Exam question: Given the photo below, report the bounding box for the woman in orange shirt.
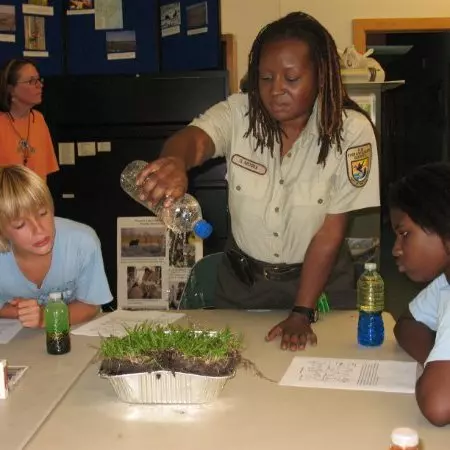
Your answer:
[0,59,59,181]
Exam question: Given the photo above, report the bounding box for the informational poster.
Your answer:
[117,217,202,310]
[160,2,180,38]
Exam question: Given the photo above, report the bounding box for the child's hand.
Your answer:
[10,299,43,328]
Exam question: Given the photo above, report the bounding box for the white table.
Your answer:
[25,310,450,450]
[0,327,98,450]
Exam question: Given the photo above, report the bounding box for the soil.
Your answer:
[99,349,241,377]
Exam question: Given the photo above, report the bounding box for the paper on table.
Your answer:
[0,319,22,344]
[279,357,417,394]
[71,309,185,337]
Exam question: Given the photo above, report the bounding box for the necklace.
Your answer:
[7,112,36,166]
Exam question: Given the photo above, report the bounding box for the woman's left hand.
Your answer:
[266,313,317,350]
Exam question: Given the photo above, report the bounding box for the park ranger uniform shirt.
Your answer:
[190,93,380,264]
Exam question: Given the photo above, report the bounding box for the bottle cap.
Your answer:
[193,220,213,239]
[364,262,377,271]
[391,427,419,447]
[48,292,62,301]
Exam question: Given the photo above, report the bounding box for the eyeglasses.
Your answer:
[16,77,44,86]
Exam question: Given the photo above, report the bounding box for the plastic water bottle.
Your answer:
[45,292,71,355]
[120,160,213,239]
[357,262,385,347]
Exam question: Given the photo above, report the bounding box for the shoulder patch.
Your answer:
[346,143,372,188]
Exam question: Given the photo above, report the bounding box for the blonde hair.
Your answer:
[0,165,54,252]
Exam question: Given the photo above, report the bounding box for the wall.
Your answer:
[221,0,450,82]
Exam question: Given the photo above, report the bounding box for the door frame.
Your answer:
[353,18,450,52]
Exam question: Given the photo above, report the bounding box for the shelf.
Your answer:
[344,80,405,91]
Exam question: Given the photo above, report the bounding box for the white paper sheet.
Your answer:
[58,142,75,165]
[71,309,185,337]
[95,0,123,30]
[279,357,417,394]
[0,319,22,344]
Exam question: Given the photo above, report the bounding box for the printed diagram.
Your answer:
[297,360,358,384]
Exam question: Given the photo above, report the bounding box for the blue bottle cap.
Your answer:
[193,220,213,239]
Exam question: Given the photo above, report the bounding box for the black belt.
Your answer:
[226,248,302,285]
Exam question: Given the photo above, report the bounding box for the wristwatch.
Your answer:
[291,306,319,323]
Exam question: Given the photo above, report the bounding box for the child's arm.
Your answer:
[416,361,450,427]
[394,308,436,365]
[0,303,19,319]
[67,301,100,325]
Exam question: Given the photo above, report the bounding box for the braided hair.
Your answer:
[389,162,450,244]
[245,11,371,165]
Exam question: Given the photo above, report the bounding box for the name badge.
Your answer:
[231,154,267,175]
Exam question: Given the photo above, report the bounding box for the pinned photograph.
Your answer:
[169,281,186,309]
[28,0,50,5]
[106,30,136,60]
[127,265,163,301]
[24,15,46,51]
[68,0,93,9]
[186,1,208,36]
[0,5,15,39]
[169,230,196,268]
[23,0,54,16]
[121,225,166,258]
[160,2,180,38]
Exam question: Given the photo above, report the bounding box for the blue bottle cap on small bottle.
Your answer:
[193,220,213,239]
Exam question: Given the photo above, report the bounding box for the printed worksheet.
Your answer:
[71,309,185,337]
[0,319,22,344]
[279,357,417,394]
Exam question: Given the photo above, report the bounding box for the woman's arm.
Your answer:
[293,212,348,308]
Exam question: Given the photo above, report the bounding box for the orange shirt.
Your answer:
[0,110,59,180]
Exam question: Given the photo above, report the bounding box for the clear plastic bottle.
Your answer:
[45,292,71,355]
[120,160,213,239]
[357,262,385,347]
[389,427,420,450]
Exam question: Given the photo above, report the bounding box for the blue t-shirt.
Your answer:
[409,274,450,365]
[0,217,113,308]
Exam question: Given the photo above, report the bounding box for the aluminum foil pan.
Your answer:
[100,370,233,404]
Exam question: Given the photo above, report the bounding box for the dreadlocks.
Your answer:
[389,162,450,244]
[244,11,370,165]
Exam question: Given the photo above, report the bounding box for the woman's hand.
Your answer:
[10,299,43,328]
[266,313,317,350]
[136,156,189,208]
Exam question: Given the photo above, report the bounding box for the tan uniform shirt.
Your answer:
[190,94,380,264]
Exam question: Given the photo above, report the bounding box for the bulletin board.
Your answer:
[66,0,159,75]
[0,0,63,75]
[159,0,221,72]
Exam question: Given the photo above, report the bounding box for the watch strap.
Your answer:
[291,306,318,323]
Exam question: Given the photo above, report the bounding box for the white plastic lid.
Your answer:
[391,427,419,447]
[48,292,62,301]
[364,262,377,271]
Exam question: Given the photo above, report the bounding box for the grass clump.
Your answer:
[98,323,243,377]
